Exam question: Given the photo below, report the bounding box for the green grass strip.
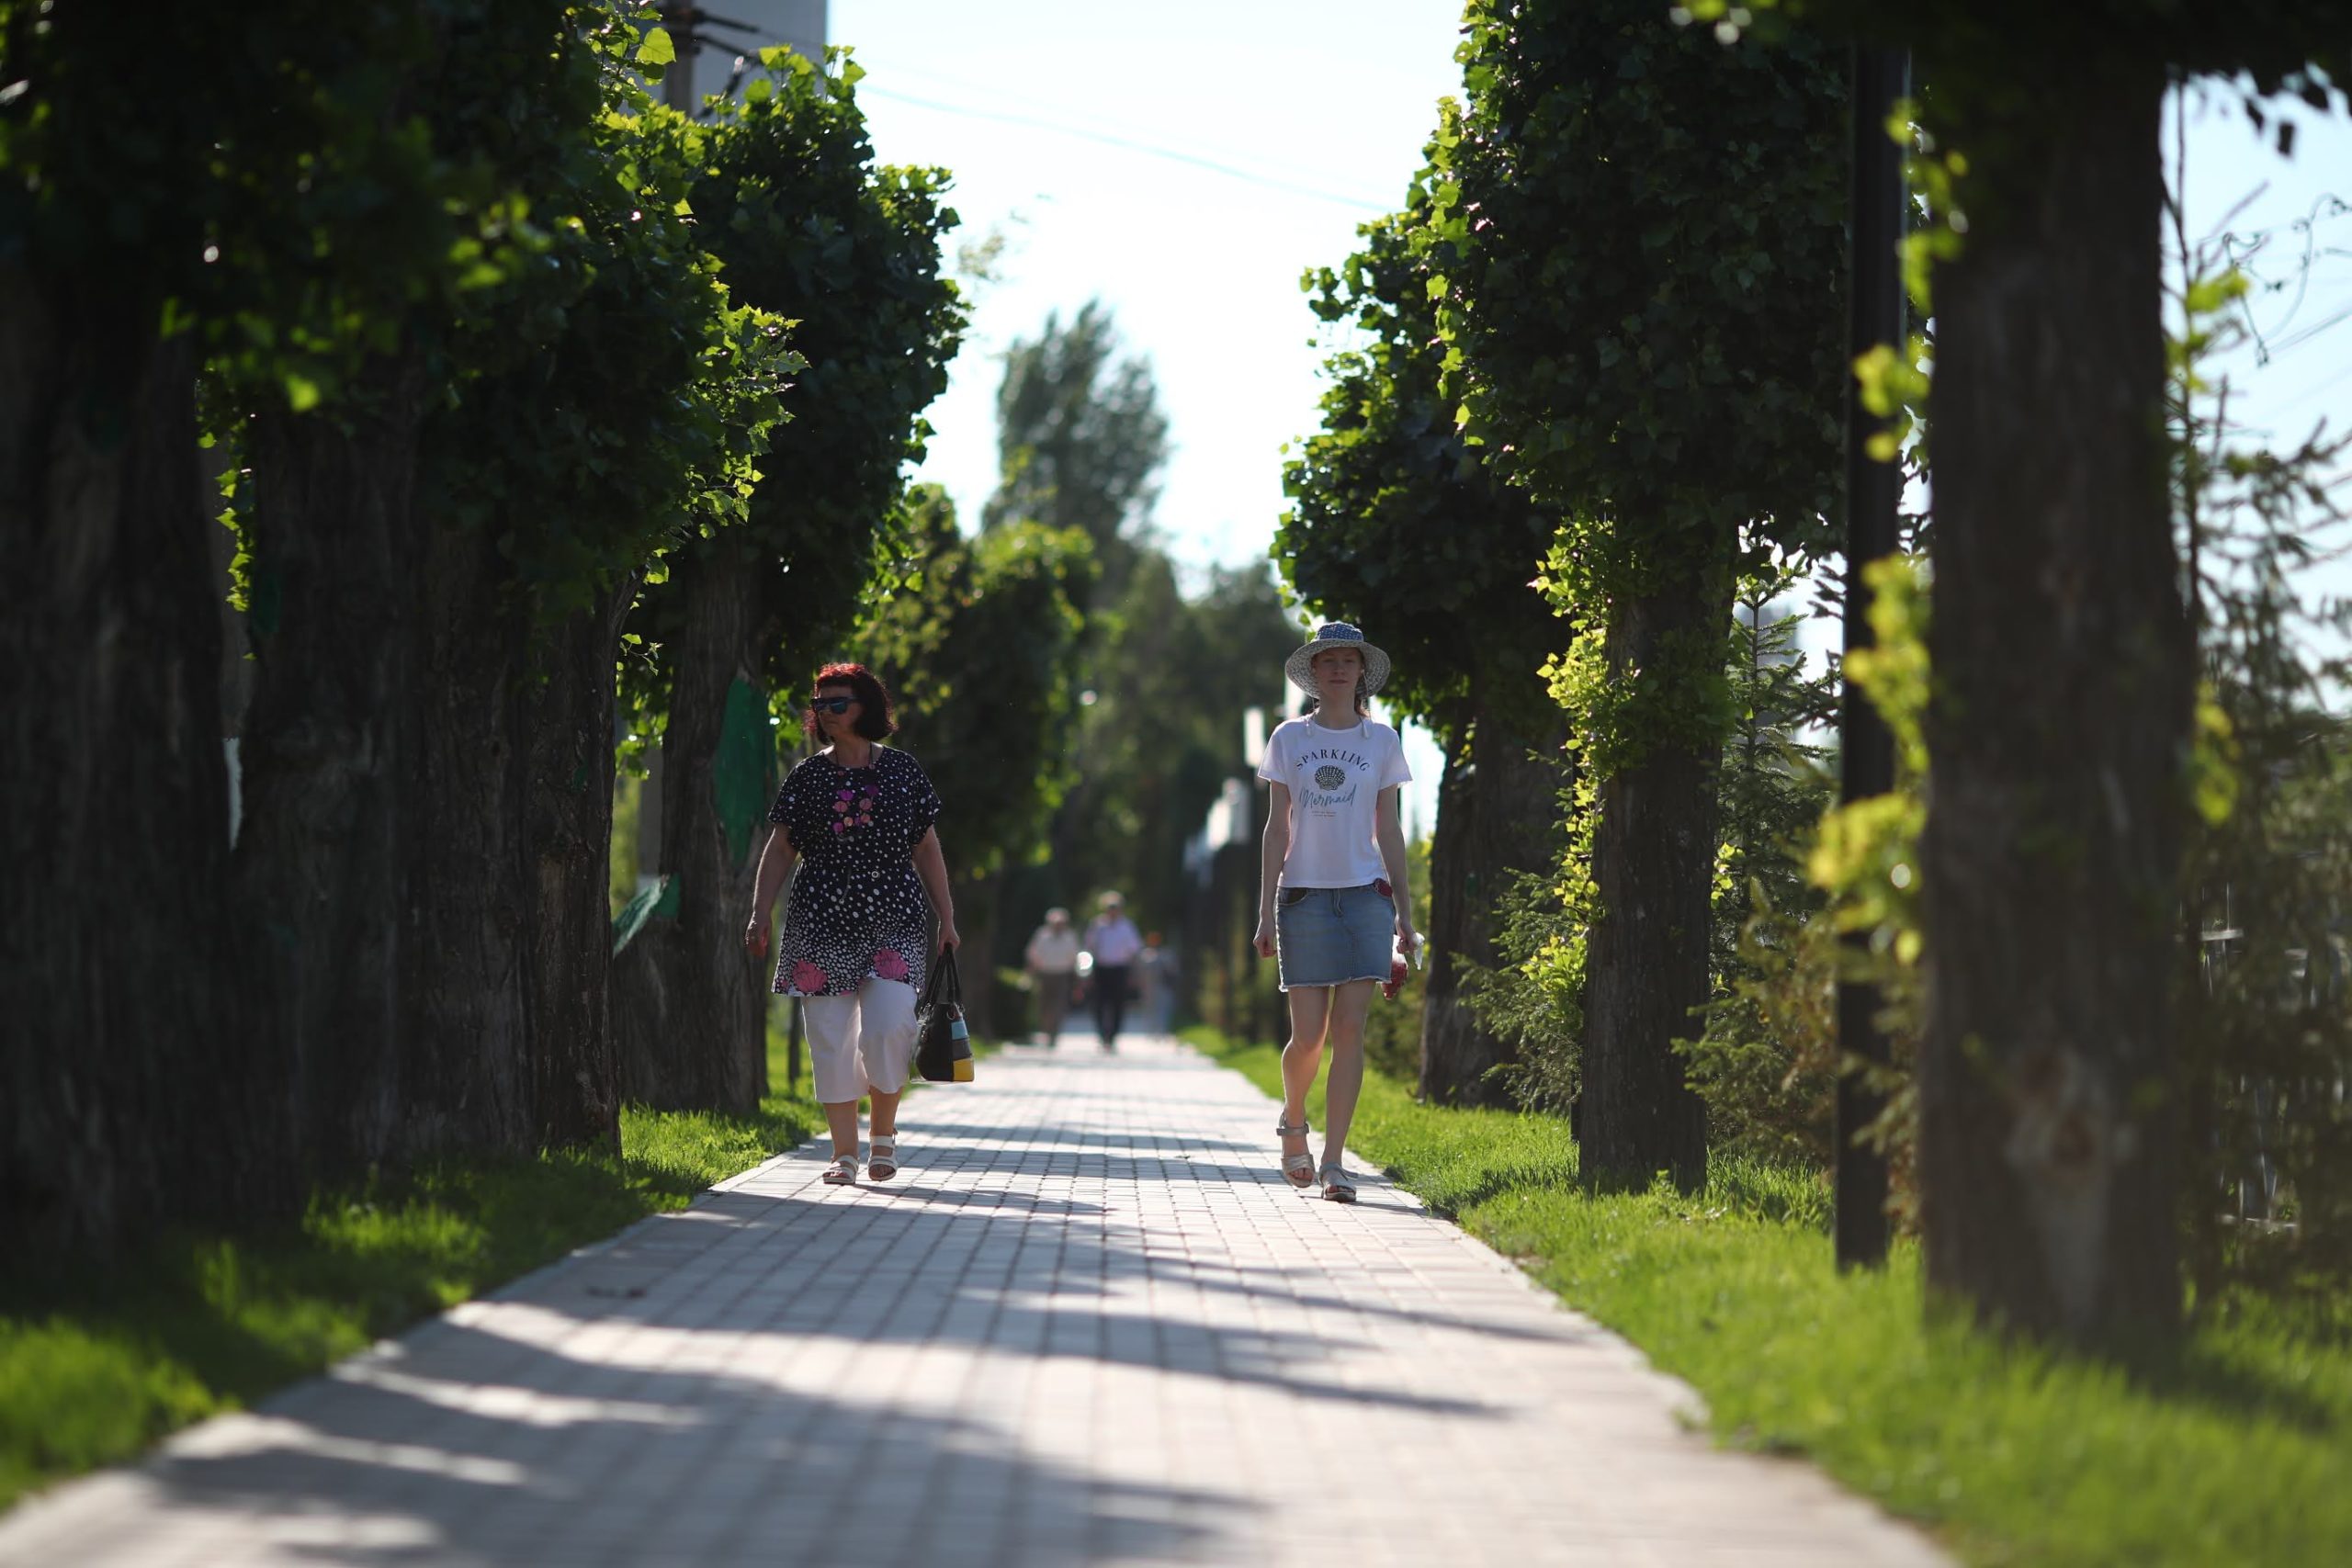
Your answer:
[1185,1026,2352,1568]
[1,1026,828,1514]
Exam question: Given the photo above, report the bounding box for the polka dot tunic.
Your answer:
[768,745,943,998]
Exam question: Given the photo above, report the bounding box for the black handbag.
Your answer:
[913,948,974,1083]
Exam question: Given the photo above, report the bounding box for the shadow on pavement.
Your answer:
[112,1167,1563,1564]
[131,1330,1236,1565]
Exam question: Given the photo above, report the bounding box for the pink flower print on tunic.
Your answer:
[871,948,910,983]
[790,960,829,996]
[831,780,880,834]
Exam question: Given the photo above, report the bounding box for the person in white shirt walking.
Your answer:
[1023,907,1081,1047]
[1253,622,1419,1202]
[1082,891,1145,1050]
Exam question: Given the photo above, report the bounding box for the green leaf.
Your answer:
[639,27,676,67]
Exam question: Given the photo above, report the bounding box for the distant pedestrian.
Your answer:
[1254,622,1417,1203]
[745,662,959,1187]
[1136,931,1176,1034]
[1023,907,1080,1047]
[1082,891,1144,1050]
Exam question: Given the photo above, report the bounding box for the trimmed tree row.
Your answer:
[1280,0,2350,1350]
[2,7,962,1252]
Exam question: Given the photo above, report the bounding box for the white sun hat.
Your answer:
[1283,621,1392,695]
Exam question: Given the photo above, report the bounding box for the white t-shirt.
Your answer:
[1025,926,1080,975]
[1257,714,1412,887]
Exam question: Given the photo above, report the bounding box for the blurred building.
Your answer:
[662,1,828,108]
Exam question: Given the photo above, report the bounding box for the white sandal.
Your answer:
[866,1134,899,1182]
[1275,1118,1315,1188]
[820,1154,859,1185]
[1318,1160,1358,1204]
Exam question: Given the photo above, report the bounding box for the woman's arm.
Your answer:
[743,826,799,954]
[911,827,961,951]
[1375,785,1418,957]
[1252,783,1291,958]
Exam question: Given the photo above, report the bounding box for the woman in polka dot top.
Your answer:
[744,662,959,1186]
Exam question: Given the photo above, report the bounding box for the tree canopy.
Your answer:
[863,486,1096,886]
[983,299,1169,604]
[617,45,966,726]
[1435,0,1849,594]
[1280,186,1556,746]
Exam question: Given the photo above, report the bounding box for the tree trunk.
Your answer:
[1419,729,1478,1100]
[395,515,534,1162]
[236,360,424,1183]
[525,588,630,1151]
[1918,62,2188,1345]
[1419,689,1566,1106]
[1578,564,1725,1191]
[0,290,290,1251]
[614,543,771,1112]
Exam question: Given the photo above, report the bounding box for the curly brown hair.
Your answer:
[804,662,897,742]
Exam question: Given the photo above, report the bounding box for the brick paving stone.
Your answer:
[0,1035,1950,1566]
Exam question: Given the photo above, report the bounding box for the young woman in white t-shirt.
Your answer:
[1252,622,1419,1201]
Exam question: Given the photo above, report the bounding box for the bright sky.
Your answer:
[828,0,1463,580]
[2175,83,2352,475]
[794,9,2351,829]
[2174,84,2352,704]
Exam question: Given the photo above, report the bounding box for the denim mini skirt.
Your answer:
[1274,881,1394,991]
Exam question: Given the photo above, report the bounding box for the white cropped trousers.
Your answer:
[799,977,918,1103]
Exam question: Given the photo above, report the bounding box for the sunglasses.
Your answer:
[810,696,860,715]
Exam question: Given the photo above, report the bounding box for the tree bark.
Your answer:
[0,288,291,1251]
[1419,689,1566,1107]
[1918,62,2188,1345]
[235,361,424,1184]
[614,543,771,1112]
[397,512,628,1156]
[1419,729,1475,1100]
[525,589,630,1151]
[1578,565,1725,1191]
[395,514,534,1162]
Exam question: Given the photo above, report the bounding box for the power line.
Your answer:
[852,85,1396,214]
[2270,350,2352,421]
[675,19,1399,214]
[2268,297,2352,358]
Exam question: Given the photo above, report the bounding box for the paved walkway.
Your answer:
[0,1037,1946,1567]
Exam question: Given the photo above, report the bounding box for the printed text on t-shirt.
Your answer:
[1296,744,1372,816]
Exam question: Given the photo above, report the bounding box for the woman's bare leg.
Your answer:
[1280,987,1333,1171]
[854,980,909,1160]
[1317,980,1378,1165]
[822,1100,860,1160]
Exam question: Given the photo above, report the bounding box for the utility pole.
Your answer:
[656,2,699,111]
[1834,45,1909,1271]
[652,3,762,115]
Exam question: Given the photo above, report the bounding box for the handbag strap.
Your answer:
[921,945,960,1008]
